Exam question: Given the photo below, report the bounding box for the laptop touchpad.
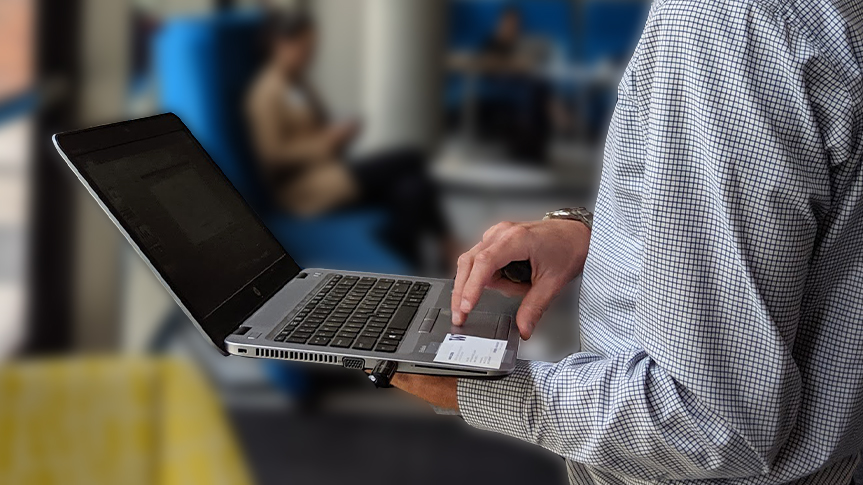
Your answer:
[435,311,498,339]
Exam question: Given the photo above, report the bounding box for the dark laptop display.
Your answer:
[55,114,301,351]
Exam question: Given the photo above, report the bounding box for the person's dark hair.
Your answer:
[266,10,315,44]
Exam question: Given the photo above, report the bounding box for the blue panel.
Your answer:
[0,91,36,126]
[582,1,650,63]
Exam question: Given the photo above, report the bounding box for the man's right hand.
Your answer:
[451,219,591,340]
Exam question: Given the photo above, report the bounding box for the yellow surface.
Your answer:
[0,357,253,485]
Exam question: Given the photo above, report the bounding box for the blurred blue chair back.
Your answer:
[581,1,650,64]
[155,11,266,209]
[154,10,407,274]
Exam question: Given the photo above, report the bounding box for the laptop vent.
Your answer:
[254,348,340,365]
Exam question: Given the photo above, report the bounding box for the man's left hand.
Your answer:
[391,373,459,411]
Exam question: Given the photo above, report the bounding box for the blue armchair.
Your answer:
[153,11,408,275]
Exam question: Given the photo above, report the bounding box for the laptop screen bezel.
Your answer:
[54,113,301,354]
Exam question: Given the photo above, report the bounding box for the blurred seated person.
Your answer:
[450,6,555,162]
[246,12,452,269]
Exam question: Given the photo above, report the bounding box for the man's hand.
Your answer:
[391,373,459,411]
[452,219,590,340]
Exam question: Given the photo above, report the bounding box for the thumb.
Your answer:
[515,277,562,340]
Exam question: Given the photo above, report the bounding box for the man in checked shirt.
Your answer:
[389,0,863,483]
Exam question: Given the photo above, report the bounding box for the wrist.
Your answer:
[540,218,591,277]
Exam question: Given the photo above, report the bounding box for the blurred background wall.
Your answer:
[0,0,649,483]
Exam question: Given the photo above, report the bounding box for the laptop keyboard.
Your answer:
[273,275,431,353]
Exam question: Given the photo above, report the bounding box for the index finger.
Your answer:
[451,243,483,325]
[459,241,527,315]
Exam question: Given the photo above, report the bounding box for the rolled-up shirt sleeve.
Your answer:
[456,0,854,481]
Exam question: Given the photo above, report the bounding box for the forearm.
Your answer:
[458,354,773,481]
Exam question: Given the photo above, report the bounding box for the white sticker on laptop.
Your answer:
[433,334,508,370]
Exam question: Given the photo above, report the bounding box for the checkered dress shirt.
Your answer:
[457,0,863,483]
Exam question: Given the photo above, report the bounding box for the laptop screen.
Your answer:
[74,127,299,322]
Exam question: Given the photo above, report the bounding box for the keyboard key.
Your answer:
[337,331,358,339]
[388,306,418,330]
[274,334,287,342]
[330,337,353,348]
[287,335,310,344]
[383,333,403,341]
[352,337,376,350]
[315,331,336,338]
[375,344,397,353]
[309,336,331,346]
[379,339,401,347]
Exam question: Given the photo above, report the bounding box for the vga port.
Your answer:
[342,357,365,370]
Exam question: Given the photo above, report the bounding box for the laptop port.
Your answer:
[237,348,247,354]
[342,357,364,370]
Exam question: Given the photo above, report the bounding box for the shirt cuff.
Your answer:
[457,359,534,442]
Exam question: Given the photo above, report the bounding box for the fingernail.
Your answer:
[460,298,471,313]
[452,313,463,325]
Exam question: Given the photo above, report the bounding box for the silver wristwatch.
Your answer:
[543,207,593,230]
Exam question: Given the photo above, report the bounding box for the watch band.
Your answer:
[543,207,593,230]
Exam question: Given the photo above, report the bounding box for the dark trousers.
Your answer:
[348,149,448,268]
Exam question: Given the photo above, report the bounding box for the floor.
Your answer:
[231,409,569,485]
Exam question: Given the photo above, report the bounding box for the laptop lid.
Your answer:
[54,113,302,354]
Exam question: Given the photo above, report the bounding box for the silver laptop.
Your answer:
[53,113,520,377]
